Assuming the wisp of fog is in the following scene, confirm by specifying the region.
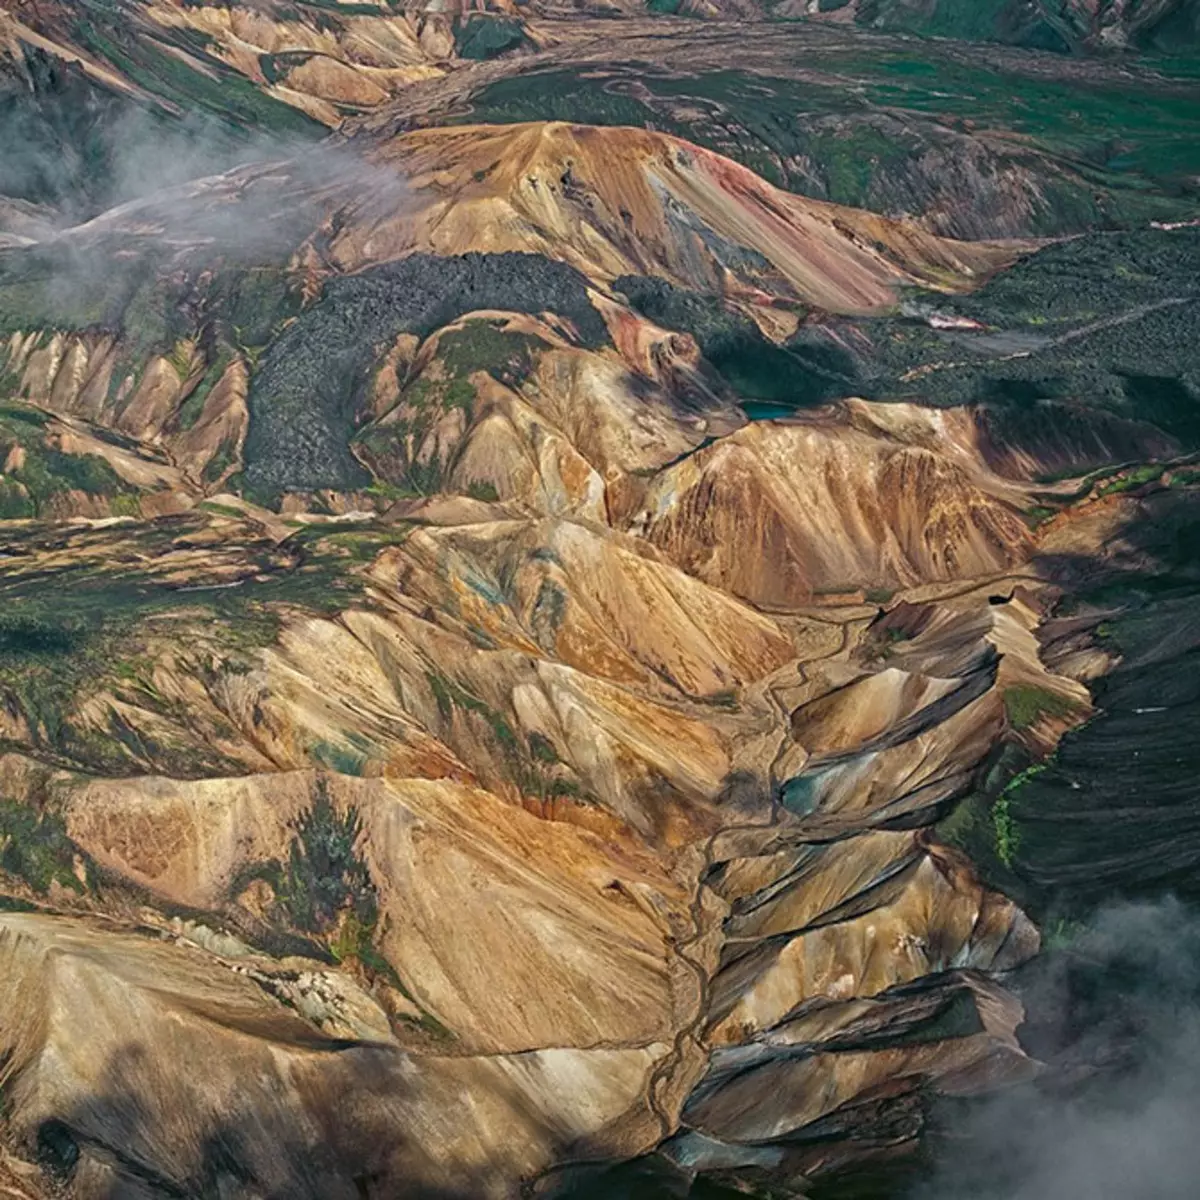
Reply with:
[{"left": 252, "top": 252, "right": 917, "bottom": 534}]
[{"left": 913, "top": 897, "right": 1200, "bottom": 1200}]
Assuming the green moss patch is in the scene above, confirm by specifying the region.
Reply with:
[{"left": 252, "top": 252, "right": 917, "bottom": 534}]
[
  {"left": 0, "top": 799, "right": 87, "bottom": 896},
  {"left": 1003, "top": 685, "right": 1082, "bottom": 731}
]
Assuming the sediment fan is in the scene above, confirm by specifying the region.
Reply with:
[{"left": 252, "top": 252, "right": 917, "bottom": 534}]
[{"left": 0, "top": 2, "right": 1198, "bottom": 1198}]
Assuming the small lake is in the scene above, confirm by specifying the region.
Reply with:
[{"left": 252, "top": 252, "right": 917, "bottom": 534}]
[{"left": 742, "top": 400, "right": 800, "bottom": 421}]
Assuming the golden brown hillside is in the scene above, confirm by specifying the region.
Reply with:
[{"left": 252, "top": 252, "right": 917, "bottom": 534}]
[{"left": 0, "top": 12, "right": 1199, "bottom": 1195}]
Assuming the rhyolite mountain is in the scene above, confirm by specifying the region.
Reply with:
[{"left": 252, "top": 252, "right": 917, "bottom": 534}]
[{"left": 0, "top": 3, "right": 1197, "bottom": 1199}]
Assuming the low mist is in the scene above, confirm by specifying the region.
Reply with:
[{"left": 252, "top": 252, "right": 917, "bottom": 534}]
[
  {"left": 913, "top": 897, "right": 1200, "bottom": 1200},
  {"left": 0, "top": 94, "right": 410, "bottom": 329},
  {"left": 1, "top": 80, "right": 408, "bottom": 244}
]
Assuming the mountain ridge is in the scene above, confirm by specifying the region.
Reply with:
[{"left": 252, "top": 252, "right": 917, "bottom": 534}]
[{"left": 0, "top": 3, "right": 1197, "bottom": 1198}]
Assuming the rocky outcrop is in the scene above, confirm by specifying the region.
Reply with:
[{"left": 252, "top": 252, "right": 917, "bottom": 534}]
[
  {"left": 336, "top": 122, "right": 1019, "bottom": 310},
  {"left": 630, "top": 413, "right": 1034, "bottom": 606}
]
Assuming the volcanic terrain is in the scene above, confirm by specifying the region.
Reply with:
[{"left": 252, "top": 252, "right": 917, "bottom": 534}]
[{"left": 0, "top": 4, "right": 1197, "bottom": 1199}]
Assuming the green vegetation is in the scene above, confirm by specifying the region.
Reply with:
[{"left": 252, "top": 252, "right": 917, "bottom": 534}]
[
  {"left": 328, "top": 910, "right": 401, "bottom": 988},
  {"left": 202, "top": 439, "right": 239, "bottom": 486},
  {"left": 1003, "top": 685, "right": 1081, "bottom": 731},
  {"left": 937, "top": 738, "right": 1059, "bottom": 896},
  {"left": 427, "top": 669, "right": 518, "bottom": 749},
  {"left": 0, "top": 30, "right": 313, "bottom": 221},
  {"left": 860, "top": 229, "right": 1200, "bottom": 452},
  {"left": 0, "top": 513, "right": 397, "bottom": 773},
  {"left": 980, "top": 560, "right": 1200, "bottom": 919},
  {"left": 177, "top": 354, "right": 229, "bottom": 430},
  {"left": 937, "top": 788, "right": 1011, "bottom": 886},
  {"left": 0, "top": 800, "right": 87, "bottom": 896},
  {"left": 1095, "top": 464, "right": 1164, "bottom": 497},
  {"left": 70, "top": 12, "right": 321, "bottom": 138},
  {"left": 0, "top": 258, "right": 300, "bottom": 500},
  {"left": 453, "top": 16, "right": 530, "bottom": 61},
  {"left": 258, "top": 50, "right": 317, "bottom": 87},
  {"left": 245, "top": 254, "right": 605, "bottom": 501},
  {"left": 461, "top": 56, "right": 1200, "bottom": 234},
  {"left": 437, "top": 320, "right": 542, "bottom": 387},
  {"left": 995, "top": 762, "right": 1049, "bottom": 868},
  {"left": 528, "top": 732, "right": 560, "bottom": 765},
  {"left": 240, "top": 780, "right": 402, "bottom": 985},
  {"left": 465, "top": 480, "right": 500, "bottom": 502},
  {"left": 617, "top": 275, "right": 856, "bottom": 406},
  {"left": 274, "top": 784, "right": 376, "bottom": 936},
  {"left": 1169, "top": 466, "right": 1200, "bottom": 488},
  {"left": 426, "top": 669, "right": 587, "bottom": 802},
  {"left": 0, "top": 247, "right": 142, "bottom": 339},
  {"left": 853, "top": 0, "right": 1073, "bottom": 52},
  {"left": 311, "top": 732, "right": 374, "bottom": 777},
  {"left": 0, "top": 413, "right": 137, "bottom": 519},
  {"left": 850, "top": 0, "right": 1198, "bottom": 55},
  {"left": 992, "top": 791, "right": 1019, "bottom": 869},
  {"left": 355, "top": 319, "right": 546, "bottom": 498},
  {"left": 0, "top": 602, "right": 137, "bottom": 754}
]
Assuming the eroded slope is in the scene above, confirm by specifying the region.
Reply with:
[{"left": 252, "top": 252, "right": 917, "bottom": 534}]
[{"left": 0, "top": 104, "right": 1196, "bottom": 1200}]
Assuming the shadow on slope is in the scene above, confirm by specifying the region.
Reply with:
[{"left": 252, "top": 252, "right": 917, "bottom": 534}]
[{"left": 10, "top": 1033, "right": 578, "bottom": 1200}]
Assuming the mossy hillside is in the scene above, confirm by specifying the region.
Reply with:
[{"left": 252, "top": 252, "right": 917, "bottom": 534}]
[
  {"left": 1, "top": 46, "right": 135, "bottom": 218},
  {"left": 68, "top": 7, "right": 322, "bottom": 139},
  {"left": 355, "top": 319, "right": 547, "bottom": 497},
  {"left": 453, "top": 15, "right": 531, "bottom": 61},
  {"left": 0, "top": 238, "right": 301, "bottom": 368},
  {"left": 0, "top": 243, "right": 300, "bottom": 338},
  {"left": 1, "top": 14, "right": 320, "bottom": 226},
  {"left": 935, "top": 740, "right": 1034, "bottom": 903},
  {"left": 0, "top": 244, "right": 152, "bottom": 340},
  {"left": 0, "top": 513, "right": 405, "bottom": 775},
  {"left": 233, "top": 781, "right": 403, "bottom": 987},
  {"left": 0, "top": 596, "right": 257, "bottom": 777},
  {"left": 0, "top": 402, "right": 141, "bottom": 519},
  {"left": 850, "top": 0, "right": 1199, "bottom": 55},
  {"left": 1002, "top": 685, "right": 1084, "bottom": 731},
  {"left": 244, "top": 253, "right": 608, "bottom": 502},
  {"left": 0, "top": 799, "right": 89, "bottom": 898},
  {"left": 0, "top": 248, "right": 304, "bottom": 470},
  {"left": 851, "top": 0, "right": 1077, "bottom": 52},
  {"left": 616, "top": 275, "right": 858, "bottom": 408},
  {"left": 855, "top": 229, "right": 1200, "bottom": 448},
  {"left": 425, "top": 669, "right": 587, "bottom": 803},
  {"left": 274, "top": 787, "right": 378, "bottom": 939},
  {"left": 460, "top": 57, "right": 1200, "bottom": 235}
]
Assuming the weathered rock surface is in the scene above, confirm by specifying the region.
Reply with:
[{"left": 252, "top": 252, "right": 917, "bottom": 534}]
[{"left": 0, "top": 28, "right": 1195, "bottom": 1197}]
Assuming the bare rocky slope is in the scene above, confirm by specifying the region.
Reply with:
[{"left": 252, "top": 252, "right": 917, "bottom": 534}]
[{"left": 0, "top": 7, "right": 1198, "bottom": 1200}]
